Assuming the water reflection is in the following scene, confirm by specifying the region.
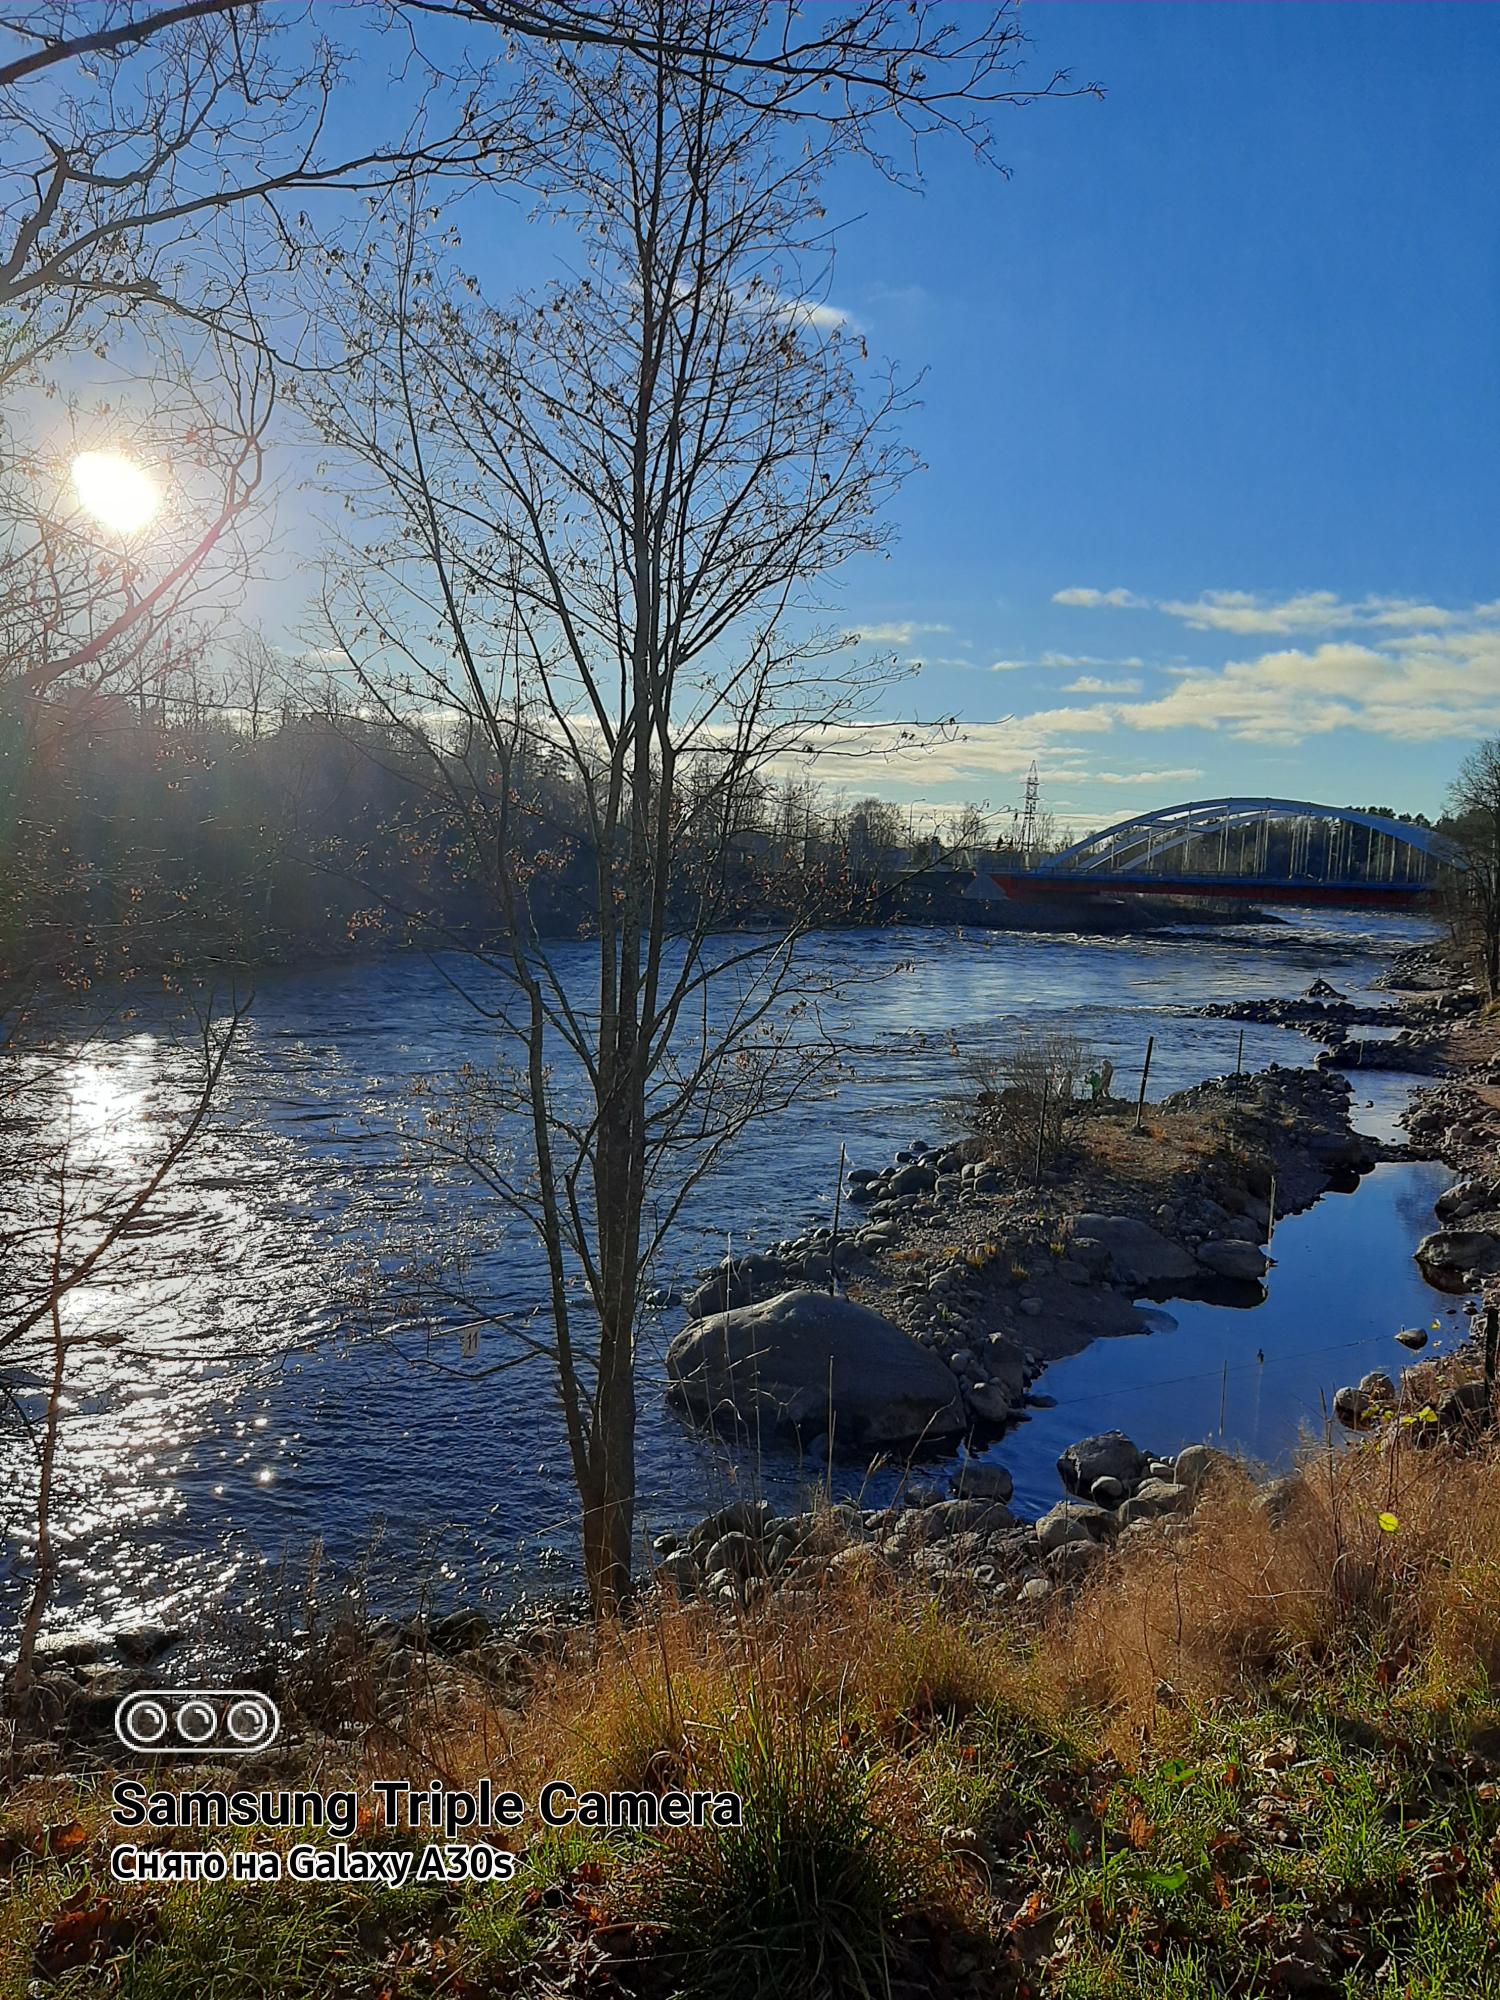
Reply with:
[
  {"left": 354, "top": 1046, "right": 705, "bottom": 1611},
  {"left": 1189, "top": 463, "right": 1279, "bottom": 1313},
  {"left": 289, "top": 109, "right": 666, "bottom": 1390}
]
[
  {"left": 1, "top": 912, "right": 1449, "bottom": 1641},
  {"left": 992, "top": 1155, "right": 1459, "bottom": 1519}
]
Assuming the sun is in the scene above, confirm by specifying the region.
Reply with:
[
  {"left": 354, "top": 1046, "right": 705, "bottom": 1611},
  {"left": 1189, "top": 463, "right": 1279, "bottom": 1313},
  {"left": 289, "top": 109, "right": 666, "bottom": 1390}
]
[{"left": 72, "top": 450, "right": 162, "bottom": 536}]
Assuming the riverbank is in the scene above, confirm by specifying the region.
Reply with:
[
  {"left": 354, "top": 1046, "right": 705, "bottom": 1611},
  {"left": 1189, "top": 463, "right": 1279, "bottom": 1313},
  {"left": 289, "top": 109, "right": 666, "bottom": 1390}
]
[
  {"left": 668, "top": 1062, "right": 1395, "bottom": 1464},
  {"left": 8, "top": 934, "right": 1500, "bottom": 1994},
  {"left": 646, "top": 930, "right": 1500, "bottom": 1603},
  {"left": 5, "top": 1390, "right": 1500, "bottom": 1999}
]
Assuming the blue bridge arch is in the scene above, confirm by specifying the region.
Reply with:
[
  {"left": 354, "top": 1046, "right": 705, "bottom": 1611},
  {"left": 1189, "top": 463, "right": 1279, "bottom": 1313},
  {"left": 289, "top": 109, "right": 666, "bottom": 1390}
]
[{"left": 969, "top": 797, "right": 1462, "bottom": 911}]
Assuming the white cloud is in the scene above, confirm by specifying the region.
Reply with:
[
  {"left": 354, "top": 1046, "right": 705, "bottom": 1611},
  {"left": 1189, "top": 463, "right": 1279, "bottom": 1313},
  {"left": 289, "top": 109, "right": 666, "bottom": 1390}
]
[
  {"left": 1156, "top": 590, "right": 1347, "bottom": 635},
  {"left": 774, "top": 295, "right": 855, "bottom": 332},
  {"left": 846, "top": 619, "right": 951, "bottom": 645},
  {"left": 1362, "top": 600, "right": 1463, "bottom": 631},
  {"left": 1112, "top": 628, "right": 1500, "bottom": 744},
  {"left": 1096, "top": 767, "right": 1205, "bottom": 786},
  {"left": 1058, "top": 583, "right": 1500, "bottom": 640},
  {"left": 1066, "top": 675, "right": 1143, "bottom": 694},
  {"left": 1020, "top": 705, "right": 1116, "bottom": 736},
  {"left": 761, "top": 710, "right": 1110, "bottom": 793},
  {"left": 1052, "top": 586, "right": 1145, "bottom": 609}
]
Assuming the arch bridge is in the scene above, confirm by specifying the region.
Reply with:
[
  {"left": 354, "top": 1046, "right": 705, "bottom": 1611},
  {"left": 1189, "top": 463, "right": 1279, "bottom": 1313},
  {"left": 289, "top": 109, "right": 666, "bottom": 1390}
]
[{"left": 969, "top": 797, "right": 1462, "bottom": 911}]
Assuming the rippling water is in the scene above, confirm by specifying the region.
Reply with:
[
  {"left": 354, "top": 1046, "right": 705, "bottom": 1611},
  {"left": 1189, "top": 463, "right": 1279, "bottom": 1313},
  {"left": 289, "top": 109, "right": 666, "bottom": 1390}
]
[{"left": 0, "top": 910, "right": 1447, "bottom": 1647}]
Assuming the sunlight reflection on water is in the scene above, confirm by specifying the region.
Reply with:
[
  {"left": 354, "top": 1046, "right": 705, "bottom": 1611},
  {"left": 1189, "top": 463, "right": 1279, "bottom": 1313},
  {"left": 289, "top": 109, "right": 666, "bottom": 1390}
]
[{"left": 1, "top": 911, "right": 1450, "bottom": 1645}]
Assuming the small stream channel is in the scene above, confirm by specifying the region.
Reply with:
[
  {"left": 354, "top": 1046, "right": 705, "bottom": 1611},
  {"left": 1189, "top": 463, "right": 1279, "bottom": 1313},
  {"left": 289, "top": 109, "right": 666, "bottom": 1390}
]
[{"left": 985, "top": 1071, "right": 1459, "bottom": 1518}]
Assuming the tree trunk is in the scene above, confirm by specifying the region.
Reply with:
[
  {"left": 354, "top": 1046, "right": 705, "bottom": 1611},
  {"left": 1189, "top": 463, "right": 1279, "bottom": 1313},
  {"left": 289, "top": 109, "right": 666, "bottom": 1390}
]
[
  {"left": 10, "top": 1294, "right": 66, "bottom": 1719},
  {"left": 580, "top": 1324, "right": 636, "bottom": 1615}
]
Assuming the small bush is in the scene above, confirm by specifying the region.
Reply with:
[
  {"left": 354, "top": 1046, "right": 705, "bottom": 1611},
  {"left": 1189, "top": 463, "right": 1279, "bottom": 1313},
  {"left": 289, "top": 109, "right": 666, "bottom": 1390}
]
[
  {"left": 954, "top": 1030, "right": 1096, "bottom": 1176},
  {"left": 632, "top": 1680, "right": 916, "bottom": 2000}
]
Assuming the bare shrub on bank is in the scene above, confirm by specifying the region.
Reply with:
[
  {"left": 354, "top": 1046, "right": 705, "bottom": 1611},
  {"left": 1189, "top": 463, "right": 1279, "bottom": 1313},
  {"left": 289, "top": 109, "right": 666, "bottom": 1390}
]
[{"left": 952, "top": 1030, "right": 1097, "bottom": 1177}]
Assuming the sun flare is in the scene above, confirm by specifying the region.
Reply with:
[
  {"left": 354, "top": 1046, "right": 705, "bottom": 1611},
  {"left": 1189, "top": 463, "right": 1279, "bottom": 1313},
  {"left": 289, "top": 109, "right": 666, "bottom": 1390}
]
[{"left": 72, "top": 450, "right": 162, "bottom": 536}]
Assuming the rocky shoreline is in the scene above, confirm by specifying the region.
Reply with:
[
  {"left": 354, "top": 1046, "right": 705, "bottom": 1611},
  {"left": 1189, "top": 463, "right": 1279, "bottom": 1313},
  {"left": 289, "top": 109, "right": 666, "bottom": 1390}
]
[
  {"left": 667, "top": 1067, "right": 1389, "bottom": 1453},
  {"left": 19, "top": 935, "right": 1500, "bottom": 1763},
  {"left": 654, "top": 933, "right": 1498, "bottom": 1612}
]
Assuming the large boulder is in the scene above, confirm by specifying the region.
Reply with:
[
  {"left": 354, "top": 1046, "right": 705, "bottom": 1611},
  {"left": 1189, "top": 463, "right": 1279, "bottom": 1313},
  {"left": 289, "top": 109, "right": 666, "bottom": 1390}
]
[
  {"left": 1434, "top": 1178, "right": 1500, "bottom": 1224},
  {"left": 1035, "top": 1499, "right": 1112, "bottom": 1552},
  {"left": 953, "top": 1459, "right": 1015, "bottom": 1504},
  {"left": 1173, "top": 1442, "right": 1230, "bottom": 1496},
  {"left": 666, "top": 1288, "right": 965, "bottom": 1446},
  {"left": 1415, "top": 1229, "right": 1500, "bottom": 1290},
  {"left": 1435, "top": 1379, "right": 1494, "bottom": 1433},
  {"left": 685, "top": 1251, "right": 789, "bottom": 1320},
  {"left": 983, "top": 1333, "right": 1031, "bottom": 1396},
  {"left": 1333, "top": 1383, "right": 1373, "bottom": 1430},
  {"left": 1308, "top": 1132, "right": 1375, "bottom": 1176},
  {"left": 1071, "top": 1214, "right": 1197, "bottom": 1290},
  {"left": 964, "top": 1378, "right": 1016, "bottom": 1424},
  {"left": 1195, "top": 1239, "right": 1269, "bottom": 1283},
  {"left": 1117, "top": 1478, "right": 1189, "bottom": 1526},
  {"left": 1058, "top": 1430, "right": 1147, "bottom": 1496}
]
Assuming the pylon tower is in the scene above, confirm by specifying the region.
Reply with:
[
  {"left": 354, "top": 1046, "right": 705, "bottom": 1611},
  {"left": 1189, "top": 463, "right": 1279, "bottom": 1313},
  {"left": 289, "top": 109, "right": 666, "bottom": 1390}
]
[{"left": 1019, "top": 761, "right": 1039, "bottom": 863}]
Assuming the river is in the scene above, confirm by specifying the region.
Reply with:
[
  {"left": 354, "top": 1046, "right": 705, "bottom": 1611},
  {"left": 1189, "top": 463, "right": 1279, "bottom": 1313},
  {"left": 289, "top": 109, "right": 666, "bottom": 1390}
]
[{"left": 0, "top": 911, "right": 1457, "bottom": 1649}]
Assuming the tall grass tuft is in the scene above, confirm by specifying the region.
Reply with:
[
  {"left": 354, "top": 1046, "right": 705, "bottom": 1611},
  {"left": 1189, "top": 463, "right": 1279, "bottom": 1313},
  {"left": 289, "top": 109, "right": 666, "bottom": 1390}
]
[{"left": 633, "top": 1675, "right": 915, "bottom": 2000}]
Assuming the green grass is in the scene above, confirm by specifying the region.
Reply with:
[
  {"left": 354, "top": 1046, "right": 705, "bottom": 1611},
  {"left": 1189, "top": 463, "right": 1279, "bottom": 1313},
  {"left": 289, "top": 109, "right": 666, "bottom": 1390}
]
[
  {"left": 1027, "top": 1691, "right": 1500, "bottom": 2000},
  {"left": 5, "top": 1650, "right": 1499, "bottom": 1999},
  {"left": 626, "top": 1683, "right": 924, "bottom": 2000},
  {"left": 20, "top": 1865, "right": 453, "bottom": 2000}
]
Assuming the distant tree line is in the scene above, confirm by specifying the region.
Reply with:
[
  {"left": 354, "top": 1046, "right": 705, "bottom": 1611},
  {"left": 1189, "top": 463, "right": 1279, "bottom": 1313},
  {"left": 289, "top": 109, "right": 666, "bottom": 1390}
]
[{"left": 1, "top": 680, "right": 1031, "bottom": 989}]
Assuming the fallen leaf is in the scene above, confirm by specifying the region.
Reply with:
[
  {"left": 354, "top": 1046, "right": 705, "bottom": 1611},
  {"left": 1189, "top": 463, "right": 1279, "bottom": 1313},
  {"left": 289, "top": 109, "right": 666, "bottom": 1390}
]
[
  {"left": 1258, "top": 1735, "right": 1299, "bottom": 1771},
  {"left": 41, "top": 1821, "right": 89, "bottom": 1860},
  {"left": 33, "top": 1896, "right": 149, "bottom": 1980}
]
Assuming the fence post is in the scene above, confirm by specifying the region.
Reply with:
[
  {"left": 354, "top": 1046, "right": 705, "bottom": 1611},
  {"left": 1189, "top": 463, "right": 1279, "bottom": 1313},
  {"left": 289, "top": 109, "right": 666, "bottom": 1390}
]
[
  {"left": 1485, "top": 1302, "right": 1498, "bottom": 1412},
  {"left": 829, "top": 1143, "right": 845, "bottom": 1296},
  {"left": 1134, "top": 1034, "right": 1154, "bottom": 1134},
  {"left": 1033, "top": 1074, "right": 1050, "bottom": 1184}
]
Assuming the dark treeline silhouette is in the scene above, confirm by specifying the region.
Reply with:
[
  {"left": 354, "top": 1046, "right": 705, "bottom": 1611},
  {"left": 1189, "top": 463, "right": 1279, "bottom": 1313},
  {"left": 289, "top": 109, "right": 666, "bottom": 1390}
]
[{"left": 1, "top": 692, "right": 986, "bottom": 986}]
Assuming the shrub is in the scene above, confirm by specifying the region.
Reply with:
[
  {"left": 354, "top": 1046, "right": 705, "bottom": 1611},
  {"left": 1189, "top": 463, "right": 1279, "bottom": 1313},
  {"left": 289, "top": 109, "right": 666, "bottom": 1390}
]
[
  {"left": 953, "top": 1031, "right": 1096, "bottom": 1176},
  {"left": 632, "top": 1679, "right": 915, "bottom": 2000}
]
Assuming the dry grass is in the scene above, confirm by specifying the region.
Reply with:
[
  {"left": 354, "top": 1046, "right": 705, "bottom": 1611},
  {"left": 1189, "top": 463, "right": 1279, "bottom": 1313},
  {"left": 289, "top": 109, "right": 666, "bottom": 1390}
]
[
  {"left": 382, "top": 1413, "right": 1500, "bottom": 1800},
  {"left": 171, "top": 1414, "right": 1500, "bottom": 1812},
  {"left": 7, "top": 1418, "right": 1500, "bottom": 1996},
  {"left": 1037, "top": 1421, "right": 1500, "bottom": 1757},
  {"left": 1071, "top": 1100, "right": 1237, "bottom": 1193}
]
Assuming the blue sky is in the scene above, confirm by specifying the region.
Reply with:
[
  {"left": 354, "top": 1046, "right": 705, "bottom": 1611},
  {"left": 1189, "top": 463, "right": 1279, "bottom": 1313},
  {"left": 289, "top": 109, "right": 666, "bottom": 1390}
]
[
  {"left": 247, "top": 3, "right": 1498, "bottom": 838},
  {"left": 784, "top": 1, "right": 1500, "bottom": 833}
]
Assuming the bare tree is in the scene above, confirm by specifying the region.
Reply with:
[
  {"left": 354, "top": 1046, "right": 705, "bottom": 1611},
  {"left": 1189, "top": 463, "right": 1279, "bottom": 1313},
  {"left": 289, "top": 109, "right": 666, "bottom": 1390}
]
[
  {"left": 0, "top": 9, "right": 318, "bottom": 1694},
  {"left": 945, "top": 801, "right": 992, "bottom": 854},
  {"left": 295, "top": 0, "right": 1061, "bottom": 1611},
  {"left": 1, "top": 1, "right": 1085, "bottom": 1629},
  {"left": 1447, "top": 740, "right": 1500, "bottom": 999}
]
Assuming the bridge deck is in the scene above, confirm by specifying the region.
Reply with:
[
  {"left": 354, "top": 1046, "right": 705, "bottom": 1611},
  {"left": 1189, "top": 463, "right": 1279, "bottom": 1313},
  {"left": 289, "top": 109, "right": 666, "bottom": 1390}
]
[{"left": 980, "top": 871, "right": 1437, "bottom": 911}]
